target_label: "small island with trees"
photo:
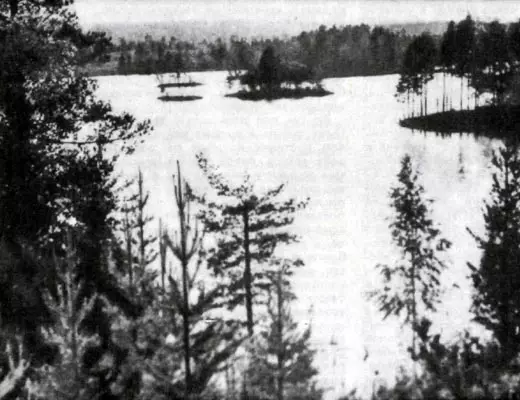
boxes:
[397,16,520,137]
[226,45,333,101]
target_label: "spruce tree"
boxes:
[371,154,451,359]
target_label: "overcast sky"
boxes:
[75,0,520,29]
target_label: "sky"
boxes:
[75,0,520,30]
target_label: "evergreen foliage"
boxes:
[103,24,413,78]
[468,141,520,362]
[195,154,308,336]
[142,163,244,399]
[245,259,321,400]
[371,155,451,358]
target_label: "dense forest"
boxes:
[88,24,415,79]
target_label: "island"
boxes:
[226,46,333,101]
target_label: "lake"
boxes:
[95,71,498,399]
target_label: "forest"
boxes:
[395,15,520,134]
[90,24,414,79]
[4,0,520,399]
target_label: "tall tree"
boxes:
[396,33,437,116]
[468,141,520,362]
[473,20,513,105]
[454,15,477,109]
[370,155,451,360]
[195,154,308,336]
[440,21,457,111]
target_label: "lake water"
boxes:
[96,71,499,399]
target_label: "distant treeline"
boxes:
[396,16,520,118]
[98,24,417,78]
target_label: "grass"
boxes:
[226,86,333,101]
[400,104,520,138]
[158,95,203,102]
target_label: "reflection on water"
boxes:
[96,71,501,399]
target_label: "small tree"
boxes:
[247,259,321,400]
[33,229,102,400]
[143,162,243,399]
[371,154,451,361]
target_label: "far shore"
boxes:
[400,105,520,138]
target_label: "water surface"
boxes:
[96,71,497,399]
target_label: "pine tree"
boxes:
[247,259,321,400]
[0,3,152,398]
[143,162,243,399]
[454,15,477,110]
[195,154,308,337]
[440,21,457,111]
[396,33,437,117]
[120,170,158,303]
[37,230,101,400]
[468,141,520,362]
[0,0,150,341]
[371,155,451,360]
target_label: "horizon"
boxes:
[75,1,520,34]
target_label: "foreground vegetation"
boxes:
[0,1,321,399]
[7,1,520,399]
[343,140,520,400]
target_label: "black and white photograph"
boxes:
[2,0,520,399]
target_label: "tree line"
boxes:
[0,1,321,400]
[397,15,520,117]
[107,24,415,79]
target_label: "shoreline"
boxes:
[400,105,520,138]
[226,87,333,101]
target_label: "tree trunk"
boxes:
[460,78,463,111]
[176,168,192,399]
[442,72,446,112]
[243,209,254,336]
[424,84,428,116]
[276,270,284,400]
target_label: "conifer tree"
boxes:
[37,230,101,400]
[143,162,243,399]
[371,155,451,360]
[0,0,150,346]
[396,33,437,116]
[454,15,477,109]
[120,170,158,303]
[468,141,520,362]
[195,154,308,337]
[247,259,321,400]
[440,21,457,111]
